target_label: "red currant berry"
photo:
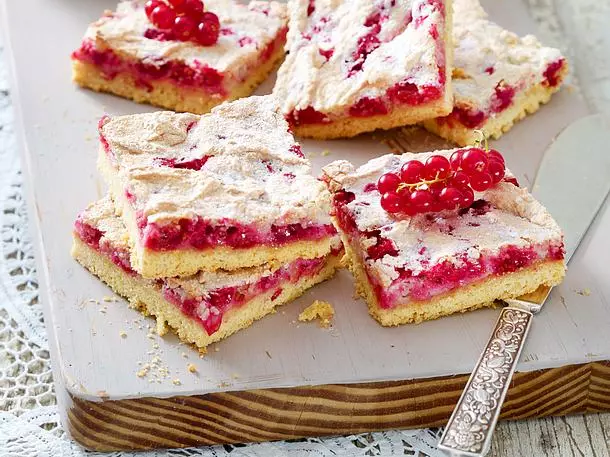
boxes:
[439,186,463,210]
[450,170,470,187]
[400,160,424,184]
[460,148,488,174]
[423,155,451,180]
[183,0,204,18]
[145,0,162,18]
[428,195,444,213]
[151,4,177,29]
[410,189,434,213]
[196,20,220,45]
[380,192,401,213]
[428,181,445,197]
[449,150,463,170]
[488,149,505,165]
[174,15,197,39]
[168,0,187,10]
[469,172,493,191]
[377,172,401,194]
[458,186,475,208]
[487,159,506,184]
[396,188,416,215]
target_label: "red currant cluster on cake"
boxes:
[145,0,220,46]
[377,147,506,215]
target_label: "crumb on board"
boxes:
[298,300,335,328]
[576,288,591,296]
[119,330,127,338]
[187,363,197,374]
[214,346,220,352]
[182,352,188,359]
[321,149,331,156]
[103,295,119,302]
[172,378,182,386]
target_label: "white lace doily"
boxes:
[0,43,447,457]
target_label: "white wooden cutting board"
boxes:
[2,0,610,451]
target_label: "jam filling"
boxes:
[286,0,445,127]
[137,215,337,251]
[74,219,136,275]
[436,59,566,129]
[332,193,564,309]
[162,251,340,335]
[72,27,287,95]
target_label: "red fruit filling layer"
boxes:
[286,0,445,127]
[163,249,341,335]
[75,216,342,336]
[74,219,136,275]
[137,215,337,251]
[436,59,566,129]
[71,27,287,95]
[332,193,564,309]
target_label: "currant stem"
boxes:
[397,174,445,192]
[473,129,489,152]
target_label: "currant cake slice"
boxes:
[422,0,568,146]
[272,0,453,139]
[72,197,344,349]
[323,148,565,326]
[71,0,287,114]
[98,96,338,279]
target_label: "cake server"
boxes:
[438,113,610,457]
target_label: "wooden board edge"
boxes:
[66,360,610,451]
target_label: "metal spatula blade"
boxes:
[438,114,610,456]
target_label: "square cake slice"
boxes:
[98,96,337,279]
[422,0,568,146]
[323,148,565,326]
[72,197,344,349]
[71,0,287,114]
[272,0,453,139]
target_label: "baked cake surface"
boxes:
[72,0,288,114]
[323,150,565,325]
[273,0,453,139]
[423,0,567,146]
[98,96,337,279]
[72,197,344,349]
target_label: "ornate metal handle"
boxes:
[438,307,533,456]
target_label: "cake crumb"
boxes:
[119,330,127,338]
[298,300,335,328]
[321,149,331,156]
[172,378,182,386]
[214,347,220,352]
[103,295,119,302]
[187,363,197,373]
[181,352,188,359]
[231,373,239,379]
[577,288,591,296]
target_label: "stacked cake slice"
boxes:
[72,96,343,349]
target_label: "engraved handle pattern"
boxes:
[438,307,533,456]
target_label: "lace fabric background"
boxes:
[0,44,445,457]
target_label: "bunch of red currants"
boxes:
[377,147,506,215]
[145,0,220,46]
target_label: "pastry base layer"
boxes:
[422,66,568,146]
[98,150,335,278]
[72,46,285,114]
[341,231,565,326]
[72,236,342,349]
